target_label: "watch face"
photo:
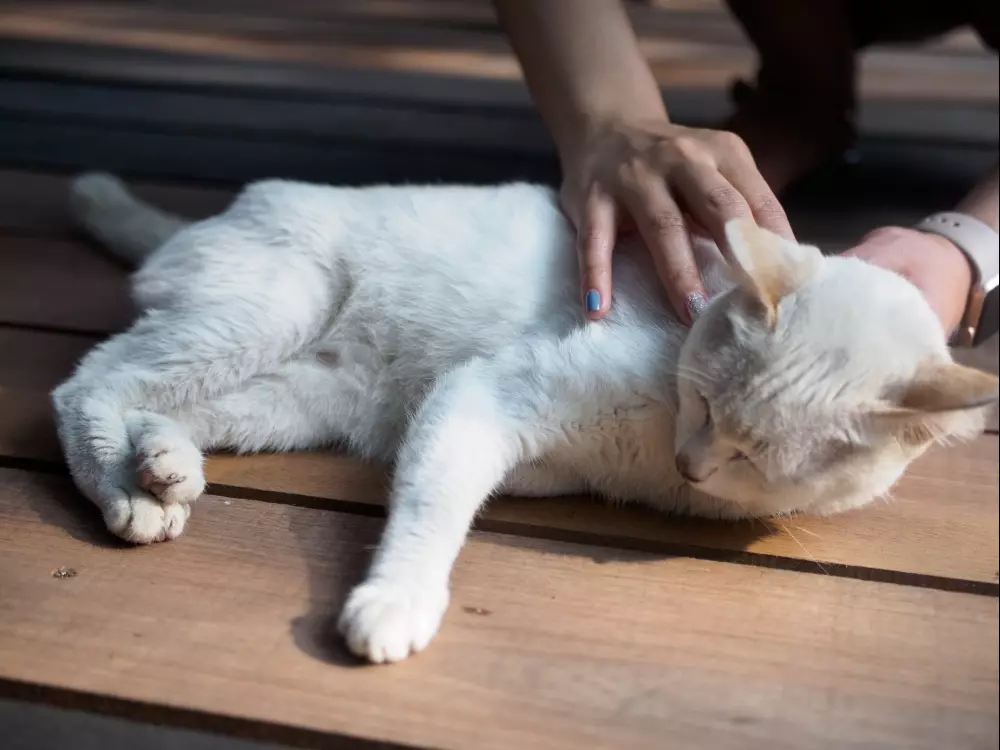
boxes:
[975,285,999,348]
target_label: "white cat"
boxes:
[53,173,997,664]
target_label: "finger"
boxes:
[619,173,707,325]
[720,154,795,241]
[706,130,795,240]
[669,163,756,259]
[577,187,617,320]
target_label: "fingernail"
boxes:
[585,289,601,313]
[685,293,709,320]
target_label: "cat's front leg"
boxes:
[338,358,549,663]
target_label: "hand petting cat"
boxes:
[558,119,794,325]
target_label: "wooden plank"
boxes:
[0,1,995,104]
[205,435,1000,589]
[0,389,62,467]
[1,343,996,589]
[0,77,556,156]
[1,47,996,150]
[0,467,996,750]
[0,118,561,190]
[0,697,294,750]
[0,328,91,391]
[0,168,232,238]
[0,237,131,334]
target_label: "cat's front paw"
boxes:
[102,487,191,544]
[338,579,449,664]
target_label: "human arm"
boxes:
[494,0,793,322]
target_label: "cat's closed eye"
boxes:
[699,393,713,422]
[730,442,768,473]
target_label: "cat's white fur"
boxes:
[53,173,997,664]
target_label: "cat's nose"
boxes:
[675,453,716,484]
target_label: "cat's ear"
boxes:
[867,361,999,444]
[723,218,823,327]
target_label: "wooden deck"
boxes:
[1,2,998,748]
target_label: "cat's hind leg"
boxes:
[74,356,388,543]
[53,308,327,542]
[58,408,197,544]
[54,205,343,541]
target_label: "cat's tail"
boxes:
[69,172,191,267]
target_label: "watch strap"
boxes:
[914,212,999,347]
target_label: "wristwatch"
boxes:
[915,212,999,347]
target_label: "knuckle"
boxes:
[615,159,643,188]
[668,136,705,162]
[714,130,750,157]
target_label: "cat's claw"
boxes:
[338,580,449,663]
[102,487,191,544]
[135,434,205,506]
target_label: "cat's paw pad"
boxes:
[102,487,191,544]
[135,435,205,506]
[338,580,449,664]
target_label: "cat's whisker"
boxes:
[791,524,822,540]
[728,501,777,535]
[776,519,829,575]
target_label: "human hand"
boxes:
[560,118,794,323]
[843,227,972,334]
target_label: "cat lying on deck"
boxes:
[53,173,997,663]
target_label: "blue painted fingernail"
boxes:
[685,293,709,320]
[585,289,601,313]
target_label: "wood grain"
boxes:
[0,467,996,750]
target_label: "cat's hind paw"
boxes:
[102,487,191,544]
[135,431,206,507]
[338,580,449,664]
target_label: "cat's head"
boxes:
[675,219,997,518]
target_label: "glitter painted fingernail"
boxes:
[685,293,709,320]
[585,289,601,313]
